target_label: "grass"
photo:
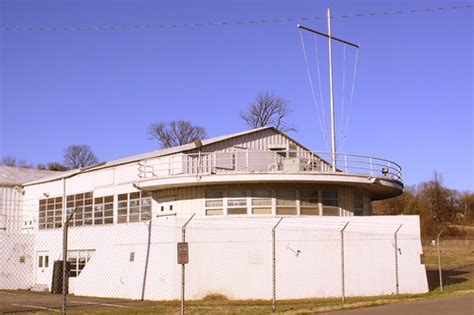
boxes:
[17,239,474,314]
[422,238,474,269]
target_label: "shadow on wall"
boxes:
[425,265,472,291]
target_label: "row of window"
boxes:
[204,190,364,216]
[118,192,152,223]
[39,192,152,230]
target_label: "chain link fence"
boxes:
[1,216,465,314]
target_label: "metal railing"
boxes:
[138,150,402,182]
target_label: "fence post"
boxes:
[437,227,447,292]
[62,206,78,315]
[272,217,284,313]
[181,214,195,315]
[340,222,349,304]
[394,224,402,296]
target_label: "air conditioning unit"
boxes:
[282,157,308,172]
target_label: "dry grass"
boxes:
[423,238,474,268]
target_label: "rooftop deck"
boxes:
[137,150,402,183]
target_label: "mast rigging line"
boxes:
[0,4,471,32]
[299,30,330,148]
[339,45,347,151]
[342,49,359,146]
[313,36,328,142]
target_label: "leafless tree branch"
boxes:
[147,120,207,148]
[240,91,295,132]
[63,145,99,169]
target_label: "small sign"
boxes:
[177,242,189,265]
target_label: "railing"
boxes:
[138,150,403,182]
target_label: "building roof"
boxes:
[23,126,306,186]
[0,166,62,186]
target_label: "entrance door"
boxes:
[35,251,50,285]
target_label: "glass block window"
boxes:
[276,190,296,215]
[205,191,223,215]
[227,190,247,215]
[66,192,93,227]
[300,190,319,215]
[68,250,95,277]
[39,196,63,230]
[251,190,272,215]
[94,196,114,225]
[117,192,152,223]
[354,192,364,216]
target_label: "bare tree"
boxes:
[1,155,17,167]
[63,145,99,169]
[147,120,207,148]
[0,155,33,168]
[240,92,295,132]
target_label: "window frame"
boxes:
[205,191,224,215]
[226,190,248,215]
[251,190,272,215]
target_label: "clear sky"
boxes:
[0,0,472,190]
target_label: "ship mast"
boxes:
[298,8,359,171]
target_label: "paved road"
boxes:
[324,294,473,315]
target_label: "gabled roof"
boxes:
[0,166,62,186]
[24,126,308,186]
[84,126,276,172]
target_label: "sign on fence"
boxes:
[177,242,189,264]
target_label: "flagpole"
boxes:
[327,8,337,171]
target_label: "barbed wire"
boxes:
[0,4,471,33]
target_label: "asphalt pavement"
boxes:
[324,294,473,315]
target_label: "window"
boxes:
[117,192,152,223]
[300,190,319,215]
[94,196,114,225]
[276,190,296,215]
[354,192,364,216]
[322,191,339,216]
[205,191,223,215]
[68,250,95,277]
[227,191,247,215]
[251,190,272,215]
[322,191,339,207]
[39,197,63,230]
[66,192,93,227]
[37,255,49,268]
[118,193,128,223]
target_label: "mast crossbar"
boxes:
[297,24,359,49]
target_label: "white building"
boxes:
[0,166,59,289]
[0,127,428,299]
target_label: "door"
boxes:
[35,251,50,285]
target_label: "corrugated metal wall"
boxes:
[189,128,306,154]
[0,186,22,232]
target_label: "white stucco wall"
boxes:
[29,215,428,300]
[0,233,35,289]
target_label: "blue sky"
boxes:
[0,0,472,190]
